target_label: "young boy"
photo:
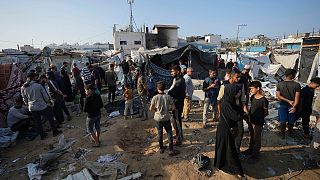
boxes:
[84,84,103,147]
[150,81,179,156]
[276,69,301,138]
[123,84,133,120]
[299,77,320,138]
[243,81,268,163]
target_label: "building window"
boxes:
[120,41,127,45]
[134,41,141,45]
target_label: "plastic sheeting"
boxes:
[273,54,299,69]
[259,64,282,76]
[0,128,19,148]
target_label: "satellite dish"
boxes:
[42,46,51,57]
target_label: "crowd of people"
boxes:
[5,57,320,177]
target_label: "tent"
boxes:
[149,44,217,80]
[298,37,320,83]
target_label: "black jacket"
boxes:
[84,93,103,118]
[168,75,186,101]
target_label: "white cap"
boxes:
[244,64,251,70]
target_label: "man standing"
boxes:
[81,62,91,85]
[226,59,234,69]
[105,63,118,103]
[137,70,148,121]
[276,69,301,138]
[89,65,102,93]
[202,69,221,128]
[168,65,186,145]
[21,72,61,139]
[182,67,194,122]
[121,59,130,86]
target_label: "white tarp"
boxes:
[273,54,299,69]
[131,47,175,63]
[307,52,320,82]
[259,64,282,76]
[220,52,237,62]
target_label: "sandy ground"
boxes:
[1,97,320,180]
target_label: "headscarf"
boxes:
[221,84,242,124]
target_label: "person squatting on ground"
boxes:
[137,70,148,121]
[105,63,118,103]
[150,81,179,156]
[123,84,134,120]
[276,69,301,138]
[168,65,186,145]
[7,96,31,132]
[202,69,221,128]
[21,72,62,140]
[214,84,244,177]
[182,67,194,122]
[83,84,103,147]
[242,81,269,164]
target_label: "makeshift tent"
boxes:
[149,44,217,80]
[0,63,24,127]
[272,53,299,69]
[298,37,320,83]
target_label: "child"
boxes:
[150,81,179,156]
[243,81,268,164]
[84,84,103,147]
[147,69,156,102]
[299,77,320,138]
[73,89,81,116]
[123,84,133,120]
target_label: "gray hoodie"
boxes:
[21,81,49,111]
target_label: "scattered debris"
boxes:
[97,152,122,163]
[84,160,127,178]
[118,172,142,180]
[48,134,77,153]
[266,167,276,176]
[63,168,93,180]
[11,158,20,163]
[109,111,121,118]
[27,163,46,180]
[207,139,213,145]
[0,128,19,148]
[74,148,92,160]
[39,152,66,168]
[66,163,77,172]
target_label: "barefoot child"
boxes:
[84,84,103,147]
[150,81,179,156]
[123,84,133,120]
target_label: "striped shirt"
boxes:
[81,67,91,82]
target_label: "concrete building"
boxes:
[152,25,179,48]
[240,34,271,47]
[186,34,222,49]
[113,30,146,54]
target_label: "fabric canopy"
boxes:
[273,54,299,69]
[150,44,217,80]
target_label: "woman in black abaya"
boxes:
[214,84,244,176]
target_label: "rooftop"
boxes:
[152,24,179,30]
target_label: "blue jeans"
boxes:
[156,120,173,151]
[86,115,101,134]
[278,104,295,124]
